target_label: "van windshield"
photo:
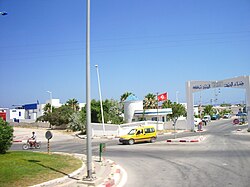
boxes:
[128,129,136,135]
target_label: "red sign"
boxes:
[233,119,239,125]
[158,92,168,101]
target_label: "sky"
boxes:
[0,0,250,108]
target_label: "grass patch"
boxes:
[0,151,82,187]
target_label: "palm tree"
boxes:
[203,105,214,116]
[120,92,133,113]
[143,93,157,109]
[66,98,79,111]
[44,103,52,113]
[120,92,133,102]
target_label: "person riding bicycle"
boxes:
[28,132,37,147]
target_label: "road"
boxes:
[11,120,250,187]
[106,120,250,187]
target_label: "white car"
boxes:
[223,113,231,119]
[202,115,211,122]
[194,118,202,126]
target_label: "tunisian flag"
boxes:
[158,92,168,101]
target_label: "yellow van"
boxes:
[119,126,157,145]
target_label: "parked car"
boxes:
[223,113,231,119]
[211,114,220,120]
[202,115,211,123]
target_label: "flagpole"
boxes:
[157,92,159,126]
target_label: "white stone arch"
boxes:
[186,75,250,131]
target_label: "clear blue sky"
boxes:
[1,0,250,108]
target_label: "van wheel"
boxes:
[150,137,156,143]
[128,139,134,145]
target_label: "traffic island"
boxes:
[166,136,205,143]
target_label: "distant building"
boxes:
[6,108,25,122]
[4,99,85,123]
[37,99,62,118]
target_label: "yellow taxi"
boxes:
[119,126,157,145]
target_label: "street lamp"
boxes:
[176,91,179,104]
[0,12,7,16]
[85,0,93,180]
[46,91,53,113]
[95,65,106,135]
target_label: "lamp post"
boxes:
[46,91,53,113]
[85,0,93,180]
[176,91,179,104]
[95,65,106,135]
[0,12,7,16]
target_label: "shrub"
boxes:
[0,118,14,154]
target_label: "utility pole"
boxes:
[85,0,93,180]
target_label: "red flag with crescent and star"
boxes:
[158,92,168,101]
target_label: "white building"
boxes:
[37,99,62,118]
[124,95,173,123]
[133,108,173,122]
[6,109,25,122]
[124,95,143,123]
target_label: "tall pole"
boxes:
[157,92,159,125]
[86,0,92,179]
[176,91,179,104]
[95,65,106,135]
[50,92,52,113]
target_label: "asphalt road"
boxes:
[106,120,250,187]
[11,120,250,187]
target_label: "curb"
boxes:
[29,153,127,187]
[98,160,127,187]
[166,136,205,143]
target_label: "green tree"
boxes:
[203,105,214,116]
[220,103,231,107]
[162,100,186,123]
[48,105,74,126]
[68,110,86,133]
[120,92,133,113]
[0,118,13,154]
[143,93,157,109]
[37,103,55,127]
[90,99,123,124]
[219,109,232,116]
[120,92,133,102]
[66,98,80,112]
[43,103,54,114]
[103,99,123,124]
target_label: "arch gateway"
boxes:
[186,75,250,131]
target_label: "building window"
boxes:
[19,112,21,116]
